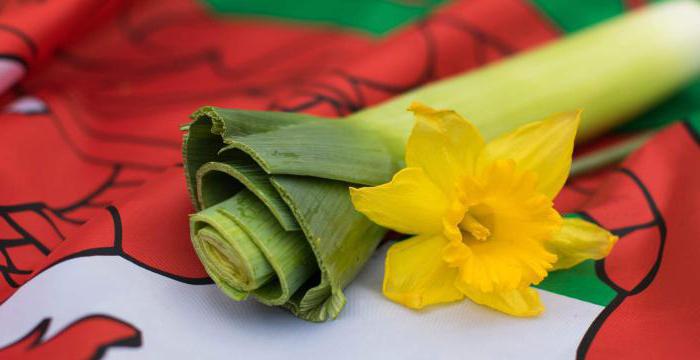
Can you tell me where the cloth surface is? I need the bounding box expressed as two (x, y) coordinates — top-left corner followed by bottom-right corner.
(0, 0), (699, 359)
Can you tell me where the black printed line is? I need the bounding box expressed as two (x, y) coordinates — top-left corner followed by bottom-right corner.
(576, 167), (667, 359)
(0, 24), (38, 57)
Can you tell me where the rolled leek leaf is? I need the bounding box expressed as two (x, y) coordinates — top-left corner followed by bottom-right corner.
(185, 109), (387, 321)
(183, 1), (700, 322)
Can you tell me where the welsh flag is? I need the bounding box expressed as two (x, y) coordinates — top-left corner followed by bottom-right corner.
(0, 0), (699, 359)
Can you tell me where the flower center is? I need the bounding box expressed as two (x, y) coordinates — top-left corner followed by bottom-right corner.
(458, 203), (495, 242)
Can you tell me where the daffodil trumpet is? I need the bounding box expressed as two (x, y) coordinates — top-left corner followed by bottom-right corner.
(183, 1), (700, 321)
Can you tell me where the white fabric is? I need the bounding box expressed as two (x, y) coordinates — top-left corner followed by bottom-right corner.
(4, 95), (47, 114)
(0, 244), (602, 359)
(0, 59), (24, 95)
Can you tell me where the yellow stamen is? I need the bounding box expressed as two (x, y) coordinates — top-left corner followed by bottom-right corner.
(459, 213), (490, 241)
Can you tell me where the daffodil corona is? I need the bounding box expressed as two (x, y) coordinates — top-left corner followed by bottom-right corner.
(350, 103), (617, 316)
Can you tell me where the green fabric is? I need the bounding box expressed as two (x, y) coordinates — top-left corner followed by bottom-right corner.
(536, 260), (617, 306)
(530, 0), (626, 32)
(202, 0), (446, 36)
(686, 111), (700, 135)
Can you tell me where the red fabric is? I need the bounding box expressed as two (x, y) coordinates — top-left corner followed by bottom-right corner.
(583, 124), (700, 359)
(0, 314), (140, 360)
(0, 0), (123, 66)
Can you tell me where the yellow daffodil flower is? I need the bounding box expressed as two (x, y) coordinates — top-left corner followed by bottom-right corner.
(350, 103), (618, 316)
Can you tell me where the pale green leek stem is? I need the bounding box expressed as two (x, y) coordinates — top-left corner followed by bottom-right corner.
(350, 0), (700, 158)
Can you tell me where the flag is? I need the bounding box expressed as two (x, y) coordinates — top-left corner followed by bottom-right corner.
(0, 0), (698, 358)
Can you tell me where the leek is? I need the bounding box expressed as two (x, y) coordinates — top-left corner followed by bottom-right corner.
(183, 1), (700, 322)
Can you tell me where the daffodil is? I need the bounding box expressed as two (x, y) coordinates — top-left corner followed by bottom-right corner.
(350, 103), (617, 316)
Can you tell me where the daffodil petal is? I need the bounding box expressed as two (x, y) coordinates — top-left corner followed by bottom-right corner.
(406, 102), (485, 195)
(383, 234), (464, 309)
(478, 110), (581, 199)
(547, 217), (618, 271)
(350, 167), (448, 234)
(456, 282), (544, 317)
